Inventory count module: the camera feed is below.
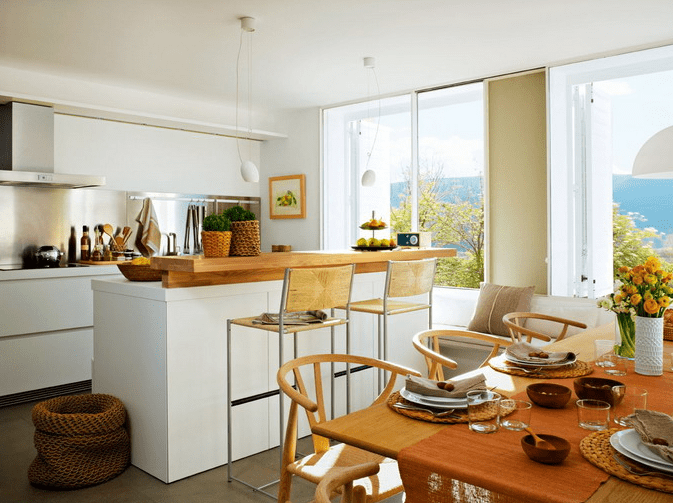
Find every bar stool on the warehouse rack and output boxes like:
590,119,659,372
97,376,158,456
339,257,437,390
226,264,355,498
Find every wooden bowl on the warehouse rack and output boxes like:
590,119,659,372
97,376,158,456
521,434,571,464
117,264,162,282
526,383,572,409
573,377,624,406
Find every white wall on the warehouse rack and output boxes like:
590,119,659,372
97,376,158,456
260,108,322,251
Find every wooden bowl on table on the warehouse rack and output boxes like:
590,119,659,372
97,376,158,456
117,264,162,282
573,377,624,406
521,434,571,464
526,383,572,409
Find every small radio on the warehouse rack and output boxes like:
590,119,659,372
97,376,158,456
396,232,431,248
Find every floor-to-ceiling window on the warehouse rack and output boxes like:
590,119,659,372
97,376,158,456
550,45,673,298
323,83,485,288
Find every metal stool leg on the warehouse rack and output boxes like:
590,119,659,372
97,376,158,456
226,319,233,483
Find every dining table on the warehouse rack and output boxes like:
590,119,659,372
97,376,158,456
311,322,673,503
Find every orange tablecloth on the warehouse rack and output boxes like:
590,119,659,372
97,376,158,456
398,368,673,503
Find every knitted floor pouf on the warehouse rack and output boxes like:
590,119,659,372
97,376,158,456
28,394,130,490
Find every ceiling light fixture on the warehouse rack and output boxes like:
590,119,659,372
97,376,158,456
632,125,673,178
361,56,380,187
236,16,259,183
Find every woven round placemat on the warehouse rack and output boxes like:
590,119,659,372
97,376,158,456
386,391,513,424
580,429,673,493
489,358,593,378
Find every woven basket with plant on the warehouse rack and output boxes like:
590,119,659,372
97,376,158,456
224,206,261,256
201,213,232,258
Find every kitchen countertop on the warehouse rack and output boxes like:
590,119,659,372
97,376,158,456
0,264,122,281
150,248,456,288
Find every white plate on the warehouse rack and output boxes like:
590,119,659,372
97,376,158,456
400,388,468,409
611,429,673,473
504,353,576,369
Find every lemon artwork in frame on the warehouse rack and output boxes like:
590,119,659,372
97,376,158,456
269,174,306,219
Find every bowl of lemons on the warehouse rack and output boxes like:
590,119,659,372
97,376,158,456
117,256,162,281
352,236,397,251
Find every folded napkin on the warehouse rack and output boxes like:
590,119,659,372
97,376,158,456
506,341,575,364
630,409,673,464
405,374,486,398
252,310,328,325
135,198,161,257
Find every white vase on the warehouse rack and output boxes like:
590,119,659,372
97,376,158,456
634,316,664,376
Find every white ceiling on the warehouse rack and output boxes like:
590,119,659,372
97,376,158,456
2,0,673,113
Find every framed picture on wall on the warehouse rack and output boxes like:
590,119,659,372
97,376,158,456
269,174,306,219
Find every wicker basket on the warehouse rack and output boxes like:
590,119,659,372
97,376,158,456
230,220,261,256
201,230,232,258
664,309,673,341
28,394,130,490
117,263,162,281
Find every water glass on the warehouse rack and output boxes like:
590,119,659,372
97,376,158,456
612,386,648,427
594,339,615,367
498,399,532,431
467,390,501,433
576,399,610,430
602,354,628,376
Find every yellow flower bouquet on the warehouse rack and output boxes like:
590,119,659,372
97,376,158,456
598,256,673,358
616,256,672,318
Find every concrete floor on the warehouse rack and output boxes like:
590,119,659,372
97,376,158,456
0,397,405,503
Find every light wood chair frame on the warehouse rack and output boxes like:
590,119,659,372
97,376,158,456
341,258,437,390
277,353,421,503
502,312,588,344
313,463,380,503
226,264,356,497
412,329,513,380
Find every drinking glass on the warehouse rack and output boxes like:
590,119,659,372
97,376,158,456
602,354,628,376
467,390,501,433
497,399,532,431
612,386,648,427
576,399,610,430
594,339,615,367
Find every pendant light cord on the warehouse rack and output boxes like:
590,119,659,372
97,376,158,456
235,29,244,163
364,66,381,172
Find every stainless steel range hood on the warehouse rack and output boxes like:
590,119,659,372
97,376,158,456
0,102,105,188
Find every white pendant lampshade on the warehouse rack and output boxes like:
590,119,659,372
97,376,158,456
240,160,259,183
361,169,376,186
632,125,673,178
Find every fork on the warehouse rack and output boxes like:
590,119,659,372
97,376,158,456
392,403,460,418
613,454,673,479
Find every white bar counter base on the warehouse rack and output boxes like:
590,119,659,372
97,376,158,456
92,249,452,483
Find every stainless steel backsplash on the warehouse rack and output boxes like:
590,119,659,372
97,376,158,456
0,187,260,266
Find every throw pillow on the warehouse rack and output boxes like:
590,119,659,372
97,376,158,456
467,283,535,337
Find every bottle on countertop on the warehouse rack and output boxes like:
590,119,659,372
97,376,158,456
68,226,77,263
92,226,103,261
80,225,91,261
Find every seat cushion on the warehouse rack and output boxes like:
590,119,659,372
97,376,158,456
467,283,535,337
287,442,402,502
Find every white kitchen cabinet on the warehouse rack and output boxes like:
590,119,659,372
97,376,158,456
91,272,427,483
0,266,121,397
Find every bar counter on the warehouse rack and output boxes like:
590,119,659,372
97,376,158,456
151,248,456,288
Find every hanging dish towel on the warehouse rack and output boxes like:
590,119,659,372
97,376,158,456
135,198,161,257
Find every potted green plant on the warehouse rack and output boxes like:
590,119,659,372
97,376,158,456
201,213,232,257
223,205,261,256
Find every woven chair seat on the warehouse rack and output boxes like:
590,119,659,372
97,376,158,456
287,443,402,502
28,394,130,490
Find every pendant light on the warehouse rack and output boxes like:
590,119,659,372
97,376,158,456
632,125,673,178
361,56,381,187
236,16,259,183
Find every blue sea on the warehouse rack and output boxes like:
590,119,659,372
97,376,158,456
392,175,673,248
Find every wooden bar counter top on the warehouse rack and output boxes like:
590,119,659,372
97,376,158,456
151,248,455,288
